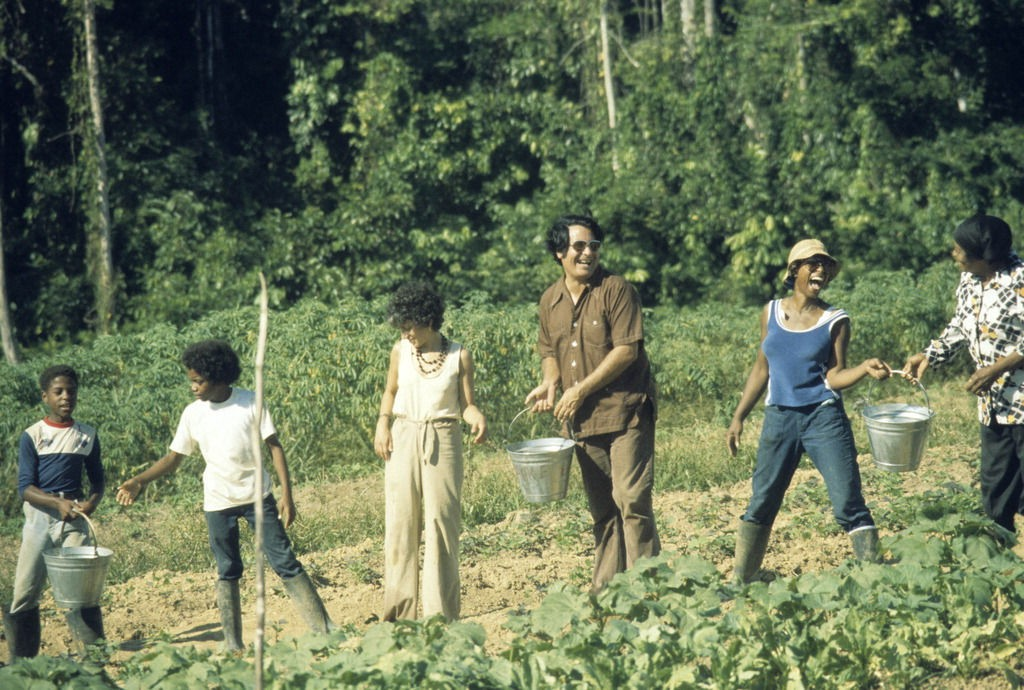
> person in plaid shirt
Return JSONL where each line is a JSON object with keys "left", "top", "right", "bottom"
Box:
{"left": 904, "top": 214, "right": 1024, "bottom": 536}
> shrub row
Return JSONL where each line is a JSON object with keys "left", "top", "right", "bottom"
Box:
{"left": 0, "top": 266, "right": 963, "bottom": 518}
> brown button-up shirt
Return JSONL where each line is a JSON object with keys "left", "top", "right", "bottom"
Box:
{"left": 538, "top": 267, "right": 656, "bottom": 438}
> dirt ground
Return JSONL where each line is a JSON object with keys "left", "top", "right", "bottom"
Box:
{"left": 3, "top": 450, "right": 1022, "bottom": 688}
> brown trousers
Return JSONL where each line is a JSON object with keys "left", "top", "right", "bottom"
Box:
{"left": 575, "top": 402, "right": 660, "bottom": 592}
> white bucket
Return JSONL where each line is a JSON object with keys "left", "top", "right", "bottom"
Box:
{"left": 505, "top": 408, "right": 575, "bottom": 503}
{"left": 43, "top": 513, "right": 113, "bottom": 608}
{"left": 861, "top": 374, "right": 934, "bottom": 473}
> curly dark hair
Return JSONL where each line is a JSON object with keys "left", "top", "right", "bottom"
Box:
{"left": 546, "top": 213, "right": 604, "bottom": 264}
{"left": 182, "top": 339, "right": 242, "bottom": 385}
{"left": 387, "top": 281, "right": 445, "bottom": 331}
{"left": 39, "top": 364, "right": 78, "bottom": 391}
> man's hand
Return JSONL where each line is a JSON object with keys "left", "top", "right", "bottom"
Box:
{"left": 116, "top": 478, "right": 143, "bottom": 506}
{"left": 554, "top": 385, "right": 585, "bottom": 424}
{"left": 278, "top": 495, "right": 296, "bottom": 529}
{"left": 525, "top": 381, "right": 557, "bottom": 413}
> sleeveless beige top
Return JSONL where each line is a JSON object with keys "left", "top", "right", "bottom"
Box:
{"left": 392, "top": 338, "right": 461, "bottom": 421}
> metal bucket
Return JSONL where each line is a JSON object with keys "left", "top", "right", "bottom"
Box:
{"left": 43, "top": 513, "right": 113, "bottom": 608}
{"left": 506, "top": 408, "right": 575, "bottom": 503}
{"left": 861, "top": 373, "right": 934, "bottom": 473}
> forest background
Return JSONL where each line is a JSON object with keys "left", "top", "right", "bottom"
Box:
{"left": 3, "top": 3, "right": 1024, "bottom": 684}
{"left": 2, "top": 0, "right": 1023, "bottom": 351}
{"left": 1, "top": 1, "right": 1024, "bottom": 510}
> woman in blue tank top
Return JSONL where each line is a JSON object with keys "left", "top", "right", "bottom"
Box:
{"left": 725, "top": 239, "right": 891, "bottom": 584}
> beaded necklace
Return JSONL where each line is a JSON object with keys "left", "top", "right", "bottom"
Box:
{"left": 414, "top": 335, "right": 450, "bottom": 376}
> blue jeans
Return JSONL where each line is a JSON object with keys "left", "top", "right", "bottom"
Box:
{"left": 743, "top": 400, "right": 875, "bottom": 532}
{"left": 205, "top": 494, "right": 304, "bottom": 581}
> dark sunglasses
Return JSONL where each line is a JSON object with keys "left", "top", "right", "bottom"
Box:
{"left": 800, "top": 256, "right": 836, "bottom": 271}
{"left": 570, "top": 240, "right": 602, "bottom": 253}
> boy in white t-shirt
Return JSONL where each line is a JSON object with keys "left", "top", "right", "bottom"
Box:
{"left": 115, "top": 340, "right": 332, "bottom": 650}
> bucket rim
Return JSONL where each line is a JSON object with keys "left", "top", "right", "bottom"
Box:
{"left": 43, "top": 545, "right": 114, "bottom": 559}
{"left": 507, "top": 407, "right": 577, "bottom": 445}
{"left": 506, "top": 437, "right": 575, "bottom": 452}
{"left": 861, "top": 402, "right": 934, "bottom": 421}
{"left": 861, "top": 371, "right": 932, "bottom": 414}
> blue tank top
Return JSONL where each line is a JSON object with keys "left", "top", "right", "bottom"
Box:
{"left": 762, "top": 299, "right": 848, "bottom": 407}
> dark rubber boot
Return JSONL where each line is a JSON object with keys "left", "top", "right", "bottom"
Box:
{"left": 3, "top": 607, "right": 41, "bottom": 659}
{"left": 282, "top": 572, "right": 333, "bottom": 633}
{"left": 215, "top": 580, "right": 243, "bottom": 651}
{"left": 66, "top": 606, "right": 105, "bottom": 653}
{"left": 850, "top": 527, "right": 882, "bottom": 563}
{"left": 733, "top": 520, "right": 772, "bottom": 585}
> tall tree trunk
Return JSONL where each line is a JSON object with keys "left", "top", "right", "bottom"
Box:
{"left": 599, "top": 1, "right": 618, "bottom": 172}
{"left": 195, "top": 0, "right": 222, "bottom": 133}
{"left": 680, "top": 0, "right": 696, "bottom": 53}
{"left": 704, "top": 0, "right": 717, "bottom": 37}
{"left": 82, "top": 0, "right": 115, "bottom": 334}
{"left": 0, "top": 200, "right": 19, "bottom": 364}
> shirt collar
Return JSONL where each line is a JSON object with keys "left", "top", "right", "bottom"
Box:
{"left": 964, "top": 254, "right": 1023, "bottom": 288}
{"left": 549, "top": 266, "right": 606, "bottom": 308}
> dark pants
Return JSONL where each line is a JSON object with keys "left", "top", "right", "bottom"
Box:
{"left": 979, "top": 422, "right": 1024, "bottom": 532}
{"left": 205, "top": 494, "right": 304, "bottom": 581}
{"left": 576, "top": 402, "right": 660, "bottom": 592}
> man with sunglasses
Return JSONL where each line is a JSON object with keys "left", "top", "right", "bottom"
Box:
{"left": 525, "top": 214, "right": 660, "bottom": 592}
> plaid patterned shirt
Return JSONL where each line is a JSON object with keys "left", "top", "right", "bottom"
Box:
{"left": 925, "top": 256, "right": 1024, "bottom": 425}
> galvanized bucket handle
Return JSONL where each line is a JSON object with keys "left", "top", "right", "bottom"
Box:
{"left": 508, "top": 407, "right": 577, "bottom": 442}
{"left": 862, "top": 370, "right": 931, "bottom": 412}
{"left": 58, "top": 509, "right": 101, "bottom": 557}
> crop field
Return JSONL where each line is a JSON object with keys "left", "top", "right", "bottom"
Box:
{"left": 2, "top": 286, "right": 1024, "bottom": 688}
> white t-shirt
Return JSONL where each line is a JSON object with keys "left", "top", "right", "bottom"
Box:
{"left": 170, "top": 388, "right": 275, "bottom": 511}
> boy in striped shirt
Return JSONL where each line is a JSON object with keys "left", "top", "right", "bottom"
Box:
{"left": 4, "top": 365, "right": 105, "bottom": 660}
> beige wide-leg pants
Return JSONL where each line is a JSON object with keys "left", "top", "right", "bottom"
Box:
{"left": 383, "top": 417, "right": 463, "bottom": 621}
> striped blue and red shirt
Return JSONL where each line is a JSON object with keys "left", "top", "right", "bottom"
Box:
{"left": 17, "top": 418, "right": 104, "bottom": 499}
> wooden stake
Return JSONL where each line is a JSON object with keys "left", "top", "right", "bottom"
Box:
{"left": 251, "top": 272, "right": 269, "bottom": 688}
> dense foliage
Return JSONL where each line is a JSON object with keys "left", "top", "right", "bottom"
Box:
{"left": 2, "top": 0, "right": 1023, "bottom": 347}
{"left": 0, "top": 263, "right": 961, "bottom": 519}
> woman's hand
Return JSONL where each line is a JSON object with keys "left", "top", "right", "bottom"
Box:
{"left": 966, "top": 365, "right": 1001, "bottom": 396}
{"left": 902, "top": 353, "right": 929, "bottom": 382}
{"left": 863, "top": 358, "right": 891, "bottom": 381}
{"left": 374, "top": 417, "right": 393, "bottom": 461}
{"left": 726, "top": 420, "right": 744, "bottom": 458}
{"left": 466, "top": 408, "right": 487, "bottom": 444}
